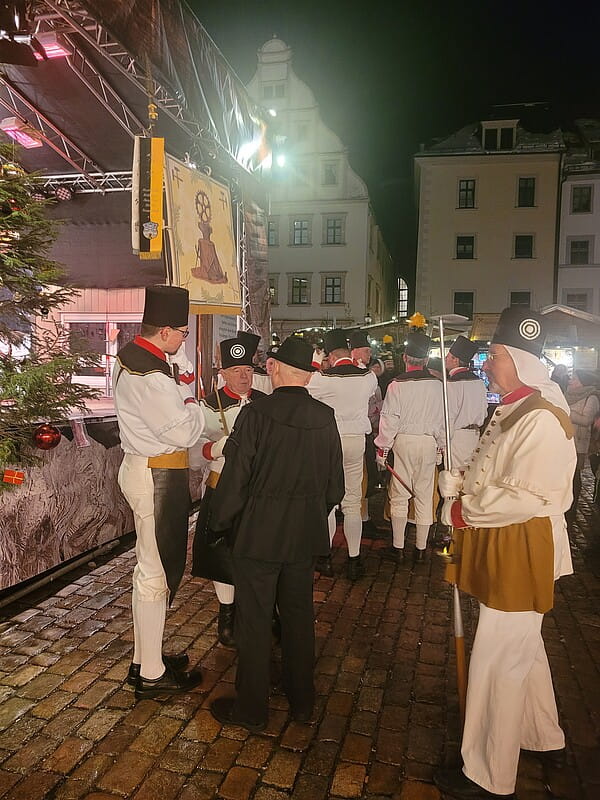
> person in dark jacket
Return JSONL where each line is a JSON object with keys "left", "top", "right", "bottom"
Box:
{"left": 208, "top": 335, "right": 345, "bottom": 732}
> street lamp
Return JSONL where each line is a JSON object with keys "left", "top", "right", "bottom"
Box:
{"left": 364, "top": 311, "right": 372, "bottom": 325}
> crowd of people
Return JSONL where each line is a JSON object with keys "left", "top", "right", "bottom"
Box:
{"left": 112, "top": 286, "right": 590, "bottom": 800}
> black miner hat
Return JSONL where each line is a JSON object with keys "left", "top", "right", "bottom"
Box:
{"left": 220, "top": 337, "right": 255, "bottom": 369}
{"left": 273, "top": 336, "right": 317, "bottom": 372}
{"left": 405, "top": 331, "right": 431, "bottom": 358}
{"left": 449, "top": 335, "right": 478, "bottom": 363}
{"left": 324, "top": 328, "right": 349, "bottom": 354}
{"left": 237, "top": 330, "right": 261, "bottom": 358}
{"left": 349, "top": 330, "right": 370, "bottom": 349}
{"left": 142, "top": 285, "right": 189, "bottom": 328}
{"left": 491, "top": 307, "right": 546, "bottom": 357}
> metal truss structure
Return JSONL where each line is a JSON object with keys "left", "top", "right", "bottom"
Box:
{"left": 37, "top": 170, "right": 132, "bottom": 193}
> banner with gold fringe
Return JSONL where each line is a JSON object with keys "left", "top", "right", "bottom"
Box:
{"left": 164, "top": 154, "right": 241, "bottom": 315}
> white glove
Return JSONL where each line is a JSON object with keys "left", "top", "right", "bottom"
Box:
{"left": 169, "top": 343, "right": 194, "bottom": 376}
{"left": 435, "top": 448, "right": 443, "bottom": 466}
{"left": 440, "top": 498, "right": 456, "bottom": 527}
{"left": 312, "top": 348, "right": 324, "bottom": 366}
{"left": 438, "top": 468, "right": 464, "bottom": 499}
{"left": 375, "top": 447, "right": 389, "bottom": 469}
{"left": 210, "top": 435, "right": 228, "bottom": 460}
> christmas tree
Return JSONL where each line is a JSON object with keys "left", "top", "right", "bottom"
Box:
{"left": 0, "top": 145, "right": 99, "bottom": 486}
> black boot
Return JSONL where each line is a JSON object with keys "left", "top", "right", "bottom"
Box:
{"left": 347, "top": 555, "right": 365, "bottom": 581}
{"left": 413, "top": 548, "right": 426, "bottom": 564}
{"left": 218, "top": 603, "right": 235, "bottom": 647}
{"left": 315, "top": 555, "right": 334, "bottom": 577}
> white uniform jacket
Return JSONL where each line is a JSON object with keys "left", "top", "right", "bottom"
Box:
{"left": 308, "top": 360, "right": 377, "bottom": 436}
{"left": 113, "top": 337, "right": 205, "bottom": 456}
{"left": 375, "top": 368, "right": 446, "bottom": 451}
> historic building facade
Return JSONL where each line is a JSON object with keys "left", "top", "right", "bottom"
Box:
{"left": 414, "top": 113, "right": 564, "bottom": 318}
{"left": 246, "top": 37, "right": 395, "bottom": 338}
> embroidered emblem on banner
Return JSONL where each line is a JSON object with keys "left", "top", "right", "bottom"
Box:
{"left": 230, "top": 344, "right": 245, "bottom": 359}
{"left": 519, "top": 319, "right": 541, "bottom": 340}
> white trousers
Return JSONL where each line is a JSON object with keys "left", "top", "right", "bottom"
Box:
{"left": 118, "top": 454, "right": 169, "bottom": 678}
{"left": 328, "top": 434, "right": 365, "bottom": 557}
{"left": 462, "top": 603, "right": 564, "bottom": 795}
{"left": 389, "top": 434, "right": 437, "bottom": 525}
{"left": 450, "top": 428, "right": 479, "bottom": 470}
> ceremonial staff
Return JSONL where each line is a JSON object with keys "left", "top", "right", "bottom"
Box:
{"left": 432, "top": 313, "right": 468, "bottom": 724}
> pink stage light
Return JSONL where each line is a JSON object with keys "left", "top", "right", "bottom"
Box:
{"left": 33, "top": 31, "right": 71, "bottom": 60}
{"left": 0, "top": 117, "right": 43, "bottom": 149}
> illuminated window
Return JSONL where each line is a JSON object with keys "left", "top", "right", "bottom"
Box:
{"left": 268, "top": 275, "right": 279, "bottom": 305}
{"left": 321, "top": 274, "right": 344, "bottom": 304}
{"left": 324, "top": 216, "right": 344, "bottom": 245}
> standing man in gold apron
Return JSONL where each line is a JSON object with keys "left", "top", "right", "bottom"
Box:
{"left": 435, "top": 307, "right": 576, "bottom": 799}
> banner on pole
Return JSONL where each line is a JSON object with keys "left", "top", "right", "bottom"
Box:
{"left": 132, "top": 136, "right": 165, "bottom": 261}
{"left": 164, "top": 155, "right": 241, "bottom": 315}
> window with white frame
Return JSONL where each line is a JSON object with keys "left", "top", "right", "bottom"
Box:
{"left": 322, "top": 161, "right": 338, "bottom": 186}
{"left": 569, "top": 238, "right": 591, "bottom": 265}
{"left": 456, "top": 235, "right": 475, "bottom": 259}
{"left": 321, "top": 273, "right": 345, "bottom": 304}
{"left": 397, "top": 278, "right": 408, "bottom": 317}
{"left": 517, "top": 177, "right": 536, "bottom": 207}
{"left": 267, "top": 218, "right": 279, "bottom": 247}
{"left": 563, "top": 290, "right": 590, "bottom": 312}
{"left": 458, "top": 179, "right": 476, "bottom": 208}
{"left": 268, "top": 275, "right": 279, "bottom": 305}
{"left": 571, "top": 185, "right": 593, "bottom": 213}
{"left": 514, "top": 234, "right": 534, "bottom": 258}
{"left": 454, "top": 291, "right": 474, "bottom": 319}
{"left": 510, "top": 291, "right": 531, "bottom": 307}
{"left": 288, "top": 274, "right": 311, "bottom": 305}
{"left": 291, "top": 218, "right": 311, "bottom": 246}
{"left": 323, "top": 215, "right": 345, "bottom": 245}
{"left": 64, "top": 314, "right": 142, "bottom": 390}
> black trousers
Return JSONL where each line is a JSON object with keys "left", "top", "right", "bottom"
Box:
{"left": 232, "top": 555, "right": 315, "bottom": 724}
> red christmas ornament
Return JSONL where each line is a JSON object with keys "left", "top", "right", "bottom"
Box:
{"left": 33, "top": 423, "right": 62, "bottom": 450}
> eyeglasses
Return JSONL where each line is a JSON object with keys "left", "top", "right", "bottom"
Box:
{"left": 174, "top": 328, "right": 190, "bottom": 339}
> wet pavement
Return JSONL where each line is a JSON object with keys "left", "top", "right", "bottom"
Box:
{"left": 0, "top": 474, "right": 598, "bottom": 800}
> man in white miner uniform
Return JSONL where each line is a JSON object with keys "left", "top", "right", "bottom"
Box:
{"left": 445, "top": 335, "right": 487, "bottom": 469}
{"left": 434, "top": 306, "right": 576, "bottom": 800}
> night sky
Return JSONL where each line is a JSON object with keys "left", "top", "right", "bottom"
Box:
{"left": 193, "top": 0, "right": 599, "bottom": 288}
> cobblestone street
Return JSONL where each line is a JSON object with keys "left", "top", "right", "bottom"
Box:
{"left": 0, "top": 475, "right": 598, "bottom": 800}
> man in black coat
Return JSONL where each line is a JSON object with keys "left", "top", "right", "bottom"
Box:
{"left": 208, "top": 335, "right": 345, "bottom": 732}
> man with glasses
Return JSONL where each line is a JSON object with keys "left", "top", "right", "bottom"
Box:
{"left": 113, "top": 285, "right": 206, "bottom": 700}
{"left": 434, "top": 307, "right": 576, "bottom": 799}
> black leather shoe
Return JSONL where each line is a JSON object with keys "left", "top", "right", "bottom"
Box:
{"left": 210, "top": 696, "right": 266, "bottom": 733}
{"left": 434, "top": 768, "right": 515, "bottom": 799}
{"left": 347, "top": 555, "right": 365, "bottom": 581}
{"left": 413, "top": 548, "right": 426, "bottom": 563}
{"left": 127, "top": 653, "right": 189, "bottom": 686}
{"left": 380, "top": 546, "right": 404, "bottom": 562}
{"left": 315, "top": 555, "right": 334, "bottom": 577}
{"left": 134, "top": 664, "right": 203, "bottom": 700}
{"left": 218, "top": 603, "right": 235, "bottom": 647}
{"left": 521, "top": 747, "right": 566, "bottom": 769}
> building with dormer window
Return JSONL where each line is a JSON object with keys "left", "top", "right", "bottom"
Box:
{"left": 414, "top": 109, "right": 565, "bottom": 318}
{"left": 247, "top": 37, "right": 396, "bottom": 337}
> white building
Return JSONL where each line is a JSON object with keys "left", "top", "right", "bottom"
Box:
{"left": 557, "top": 119, "right": 600, "bottom": 315}
{"left": 246, "top": 37, "right": 395, "bottom": 338}
{"left": 414, "top": 111, "right": 564, "bottom": 319}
